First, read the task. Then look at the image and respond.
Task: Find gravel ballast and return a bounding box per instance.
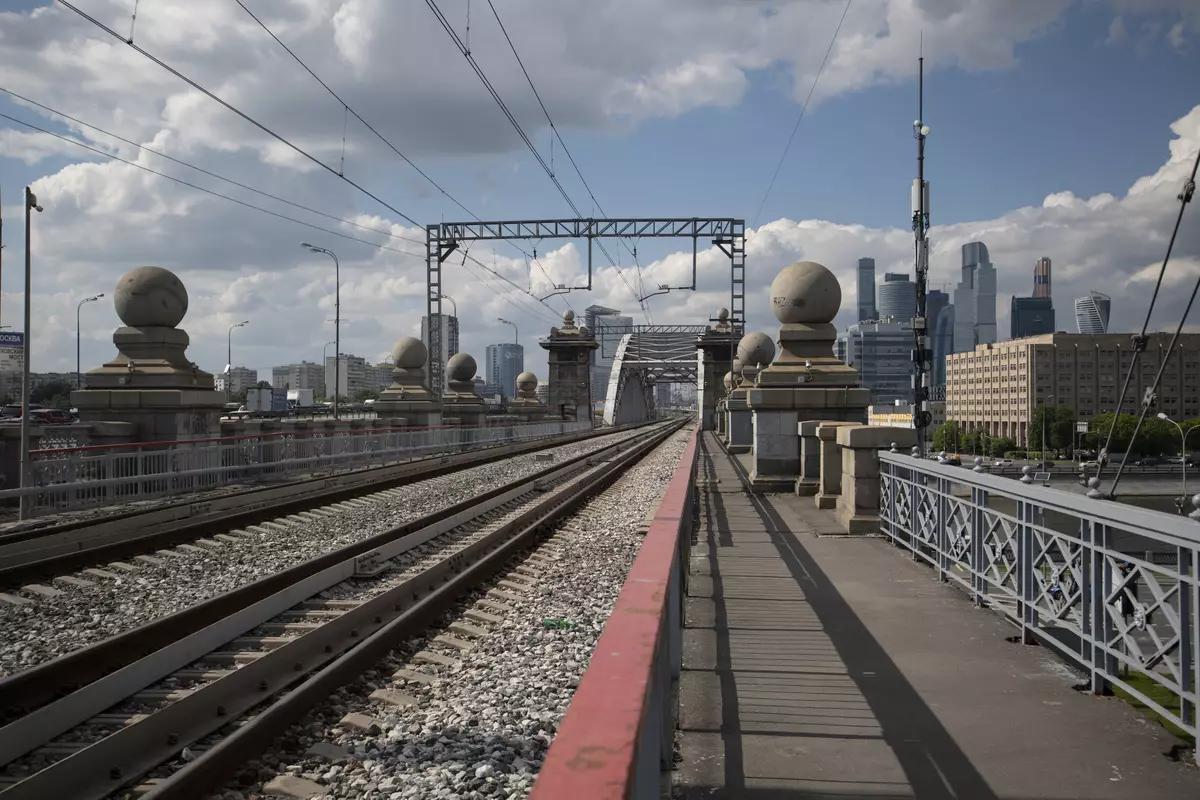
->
[221,426,692,800]
[0,428,648,678]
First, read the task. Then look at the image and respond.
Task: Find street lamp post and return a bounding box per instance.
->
[440,294,457,318]
[323,340,336,402]
[76,293,104,390]
[1157,412,1198,513]
[18,188,42,520]
[302,243,340,420]
[1040,394,1054,466]
[227,320,249,402]
[497,317,519,399]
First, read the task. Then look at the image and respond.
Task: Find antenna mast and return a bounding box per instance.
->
[911,52,933,453]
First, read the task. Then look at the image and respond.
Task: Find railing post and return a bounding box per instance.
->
[1091,523,1113,695]
[1018,500,1039,645]
[1184,543,1200,753]
[971,487,987,604]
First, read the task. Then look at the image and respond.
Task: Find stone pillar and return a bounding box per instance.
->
[540,311,598,423]
[815,422,860,509]
[797,419,857,496]
[71,266,225,441]
[725,359,756,454]
[373,337,442,427]
[835,426,918,534]
[747,261,870,493]
[508,371,548,424]
[695,308,737,431]
[440,353,488,429]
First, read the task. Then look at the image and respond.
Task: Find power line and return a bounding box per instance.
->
[0,110,423,257]
[235,0,570,313]
[56,0,423,228]
[1,86,426,249]
[752,0,852,230]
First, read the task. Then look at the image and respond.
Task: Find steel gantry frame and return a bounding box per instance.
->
[426,218,745,396]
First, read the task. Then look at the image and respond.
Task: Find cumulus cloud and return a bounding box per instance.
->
[0,0,1198,387]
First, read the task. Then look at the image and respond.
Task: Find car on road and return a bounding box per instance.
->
[994,458,1014,466]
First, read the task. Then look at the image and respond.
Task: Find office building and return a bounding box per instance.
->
[857,258,877,322]
[485,343,524,399]
[371,363,395,390]
[420,313,460,387]
[271,361,324,393]
[925,290,949,339]
[1010,297,1056,339]
[222,366,258,394]
[944,332,1200,445]
[952,241,997,353]
[835,320,913,406]
[932,304,956,389]
[324,353,370,400]
[1075,291,1112,334]
[1034,257,1052,299]
[587,307,633,403]
[877,272,916,321]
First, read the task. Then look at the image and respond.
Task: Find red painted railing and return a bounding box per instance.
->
[530,428,698,799]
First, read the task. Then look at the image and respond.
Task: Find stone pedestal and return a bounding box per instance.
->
[797,419,857,496]
[715,400,727,437]
[508,371,548,424]
[438,353,486,429]
[696,309,737,431]
[815,422,859,509]
[373,337,442,427]
[540,311,598,424]
[835,426,918,534]
[71,267,225,442]
[747,261,870,493]
[726,391,753,454]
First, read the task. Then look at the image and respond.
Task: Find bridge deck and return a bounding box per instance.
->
[678,432,1200,799]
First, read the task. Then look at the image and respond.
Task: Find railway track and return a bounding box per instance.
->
[0,421,654,587]
[0,418,689,799]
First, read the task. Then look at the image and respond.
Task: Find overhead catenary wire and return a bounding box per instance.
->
[425,0,647,317]
[1096,145,1199,498]
[0,86,426,248]
[234,0,567,311]
[0,110,424,257]
[751,0,852,230]
[56,0,423,228]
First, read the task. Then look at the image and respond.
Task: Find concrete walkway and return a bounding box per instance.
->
[676,432,1200,800]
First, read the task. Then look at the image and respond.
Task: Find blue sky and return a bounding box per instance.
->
[0,0,1198,378]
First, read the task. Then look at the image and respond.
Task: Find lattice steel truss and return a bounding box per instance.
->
[426,218,745,395]
[600,326,709,425]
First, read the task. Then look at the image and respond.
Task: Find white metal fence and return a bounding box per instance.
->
[2,421,592,519]
[880,451,1199,745]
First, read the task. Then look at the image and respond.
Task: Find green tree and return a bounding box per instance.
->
[230,389,247,405]
[933,421,961,453]
[990,436,1017,455]
[353,387,381,404]
[1028,405,1076,454]
[30,380,74,409]
[256,380,273,389]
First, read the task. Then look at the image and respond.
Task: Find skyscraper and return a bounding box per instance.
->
[587,307,633,403]
[1033,257,1052,299]
[925,290,949,340]
[953,241,997,352]
[857,258,877,321]
[485,343,524,399]
[1010,297,1056,338]
[932,304,955,388]
[1075,291,1112,334]
[877,272,917,320]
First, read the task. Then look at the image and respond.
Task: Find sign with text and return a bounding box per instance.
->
[0,332,24,373]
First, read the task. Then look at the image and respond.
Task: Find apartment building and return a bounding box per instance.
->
[944,332,1200,445]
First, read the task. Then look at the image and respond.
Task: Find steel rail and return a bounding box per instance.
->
[0,419,687,800]
[0,422,650,586]
[143,419,688,800]
[0,423,657,722]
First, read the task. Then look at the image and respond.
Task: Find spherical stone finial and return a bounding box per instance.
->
[391,336,428,369]
[732,357,744,375]
[769,260,841,324]
[114,266,188,328]
[563,310,575,325]
[516,371,538,391]
[447,352,477,382]
[722,372,732,390]
[718,308,729,321]
[737,332,776,369]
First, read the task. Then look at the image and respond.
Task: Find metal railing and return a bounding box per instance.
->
[880,451,1199,744]
[530,429,699,800]
[3,421,591,519]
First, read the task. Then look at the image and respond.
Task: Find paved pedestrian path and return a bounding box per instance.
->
[676,432,1199,799]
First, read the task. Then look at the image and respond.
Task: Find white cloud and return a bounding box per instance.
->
[1,0,1198,390]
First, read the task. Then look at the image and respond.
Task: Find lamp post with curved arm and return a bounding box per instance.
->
[303,243,340,419]
[76,293,104,389]
[1158,412,1200,513]
[227,320,249,402]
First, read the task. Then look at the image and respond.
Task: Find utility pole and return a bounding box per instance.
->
[911,54,933,455]
[19,187,43,521]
